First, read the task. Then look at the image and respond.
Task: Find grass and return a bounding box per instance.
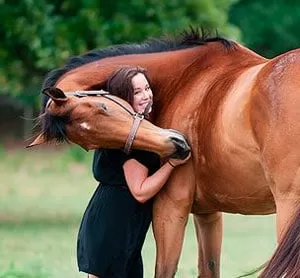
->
[0,146,277,278]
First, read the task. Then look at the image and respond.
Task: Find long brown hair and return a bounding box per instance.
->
[106,66,152,105]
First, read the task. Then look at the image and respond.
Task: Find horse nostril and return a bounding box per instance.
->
[170,136,191,159]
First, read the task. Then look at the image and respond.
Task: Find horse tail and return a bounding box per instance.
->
[259,206,300,278]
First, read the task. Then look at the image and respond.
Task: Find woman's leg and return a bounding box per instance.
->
[127,252,143,278]
[78,186,135,278]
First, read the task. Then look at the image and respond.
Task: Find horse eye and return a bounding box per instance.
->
[98,103,108,112]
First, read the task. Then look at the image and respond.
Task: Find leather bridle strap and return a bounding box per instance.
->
[123,101,153,154]
[124,113,144,154]
[65,90,135,116]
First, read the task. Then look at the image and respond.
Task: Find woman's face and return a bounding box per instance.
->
[131,73,153,114]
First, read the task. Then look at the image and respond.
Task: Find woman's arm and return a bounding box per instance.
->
[123,155,190,203]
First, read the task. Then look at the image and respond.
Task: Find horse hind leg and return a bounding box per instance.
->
[193,212,223,278]
[259,205,300,278]
[259,149,300,277]
[259,140,300,276]
[251,61,300,277]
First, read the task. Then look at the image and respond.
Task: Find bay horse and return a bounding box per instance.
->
[29,28,300,277]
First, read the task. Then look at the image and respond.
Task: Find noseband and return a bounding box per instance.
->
[63,90,151,154]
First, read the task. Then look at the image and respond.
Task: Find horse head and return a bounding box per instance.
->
[27,87,190,159]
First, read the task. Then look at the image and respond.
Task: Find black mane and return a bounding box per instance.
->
[37,112,71,144]
[42,27,234,108]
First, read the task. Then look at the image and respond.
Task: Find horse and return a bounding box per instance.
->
[29,28,300,277]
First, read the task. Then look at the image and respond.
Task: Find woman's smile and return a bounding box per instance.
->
[132,73,153,113]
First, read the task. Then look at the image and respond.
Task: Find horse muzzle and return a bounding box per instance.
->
[168,129,191,159]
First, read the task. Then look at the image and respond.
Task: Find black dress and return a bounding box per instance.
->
[77,149,160,277]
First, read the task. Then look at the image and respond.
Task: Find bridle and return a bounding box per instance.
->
[59,90,151,154]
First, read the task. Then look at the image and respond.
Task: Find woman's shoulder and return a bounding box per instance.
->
[95,148,126,157]
[130,150,160,172]
[131,149,158,158]
[93,148,128,165]
[94,149,159,166]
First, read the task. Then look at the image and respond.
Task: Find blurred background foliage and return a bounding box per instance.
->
[229,0,300,58]
[0,0,300,140]
[0,0,239,98]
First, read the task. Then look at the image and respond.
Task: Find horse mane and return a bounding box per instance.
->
[42,27,234,108]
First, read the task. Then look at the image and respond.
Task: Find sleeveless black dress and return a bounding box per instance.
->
[77,149,160,277]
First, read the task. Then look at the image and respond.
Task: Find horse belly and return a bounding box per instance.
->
[193,147,275,215]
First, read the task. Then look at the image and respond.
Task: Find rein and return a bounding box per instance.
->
[63,90,151,154]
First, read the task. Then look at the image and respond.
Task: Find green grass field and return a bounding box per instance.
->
[0,146,277,278]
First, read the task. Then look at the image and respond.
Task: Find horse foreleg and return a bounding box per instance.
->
[193,212,223,278]
[152,192,191,278]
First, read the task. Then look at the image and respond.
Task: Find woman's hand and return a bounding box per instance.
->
[168,152,191,168]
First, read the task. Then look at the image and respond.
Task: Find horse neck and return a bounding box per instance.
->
[55,46,206,91]
[55,42,266,112]
[149,43,266,115]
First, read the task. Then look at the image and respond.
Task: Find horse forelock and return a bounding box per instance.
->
[37,112,71,143]
[41,27,236,111]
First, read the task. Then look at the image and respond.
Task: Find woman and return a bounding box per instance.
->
[77,66,191,278]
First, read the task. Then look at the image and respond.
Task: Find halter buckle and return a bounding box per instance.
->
[134,113,144,120]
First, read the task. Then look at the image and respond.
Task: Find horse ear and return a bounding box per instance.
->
[42,87,67,106]
[26,133,48,148]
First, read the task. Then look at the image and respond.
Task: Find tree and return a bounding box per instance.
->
[0,0,240,102]
[229,0,300,58]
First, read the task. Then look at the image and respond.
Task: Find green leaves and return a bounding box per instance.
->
[229,0,300,58]
[0,0,239,100]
